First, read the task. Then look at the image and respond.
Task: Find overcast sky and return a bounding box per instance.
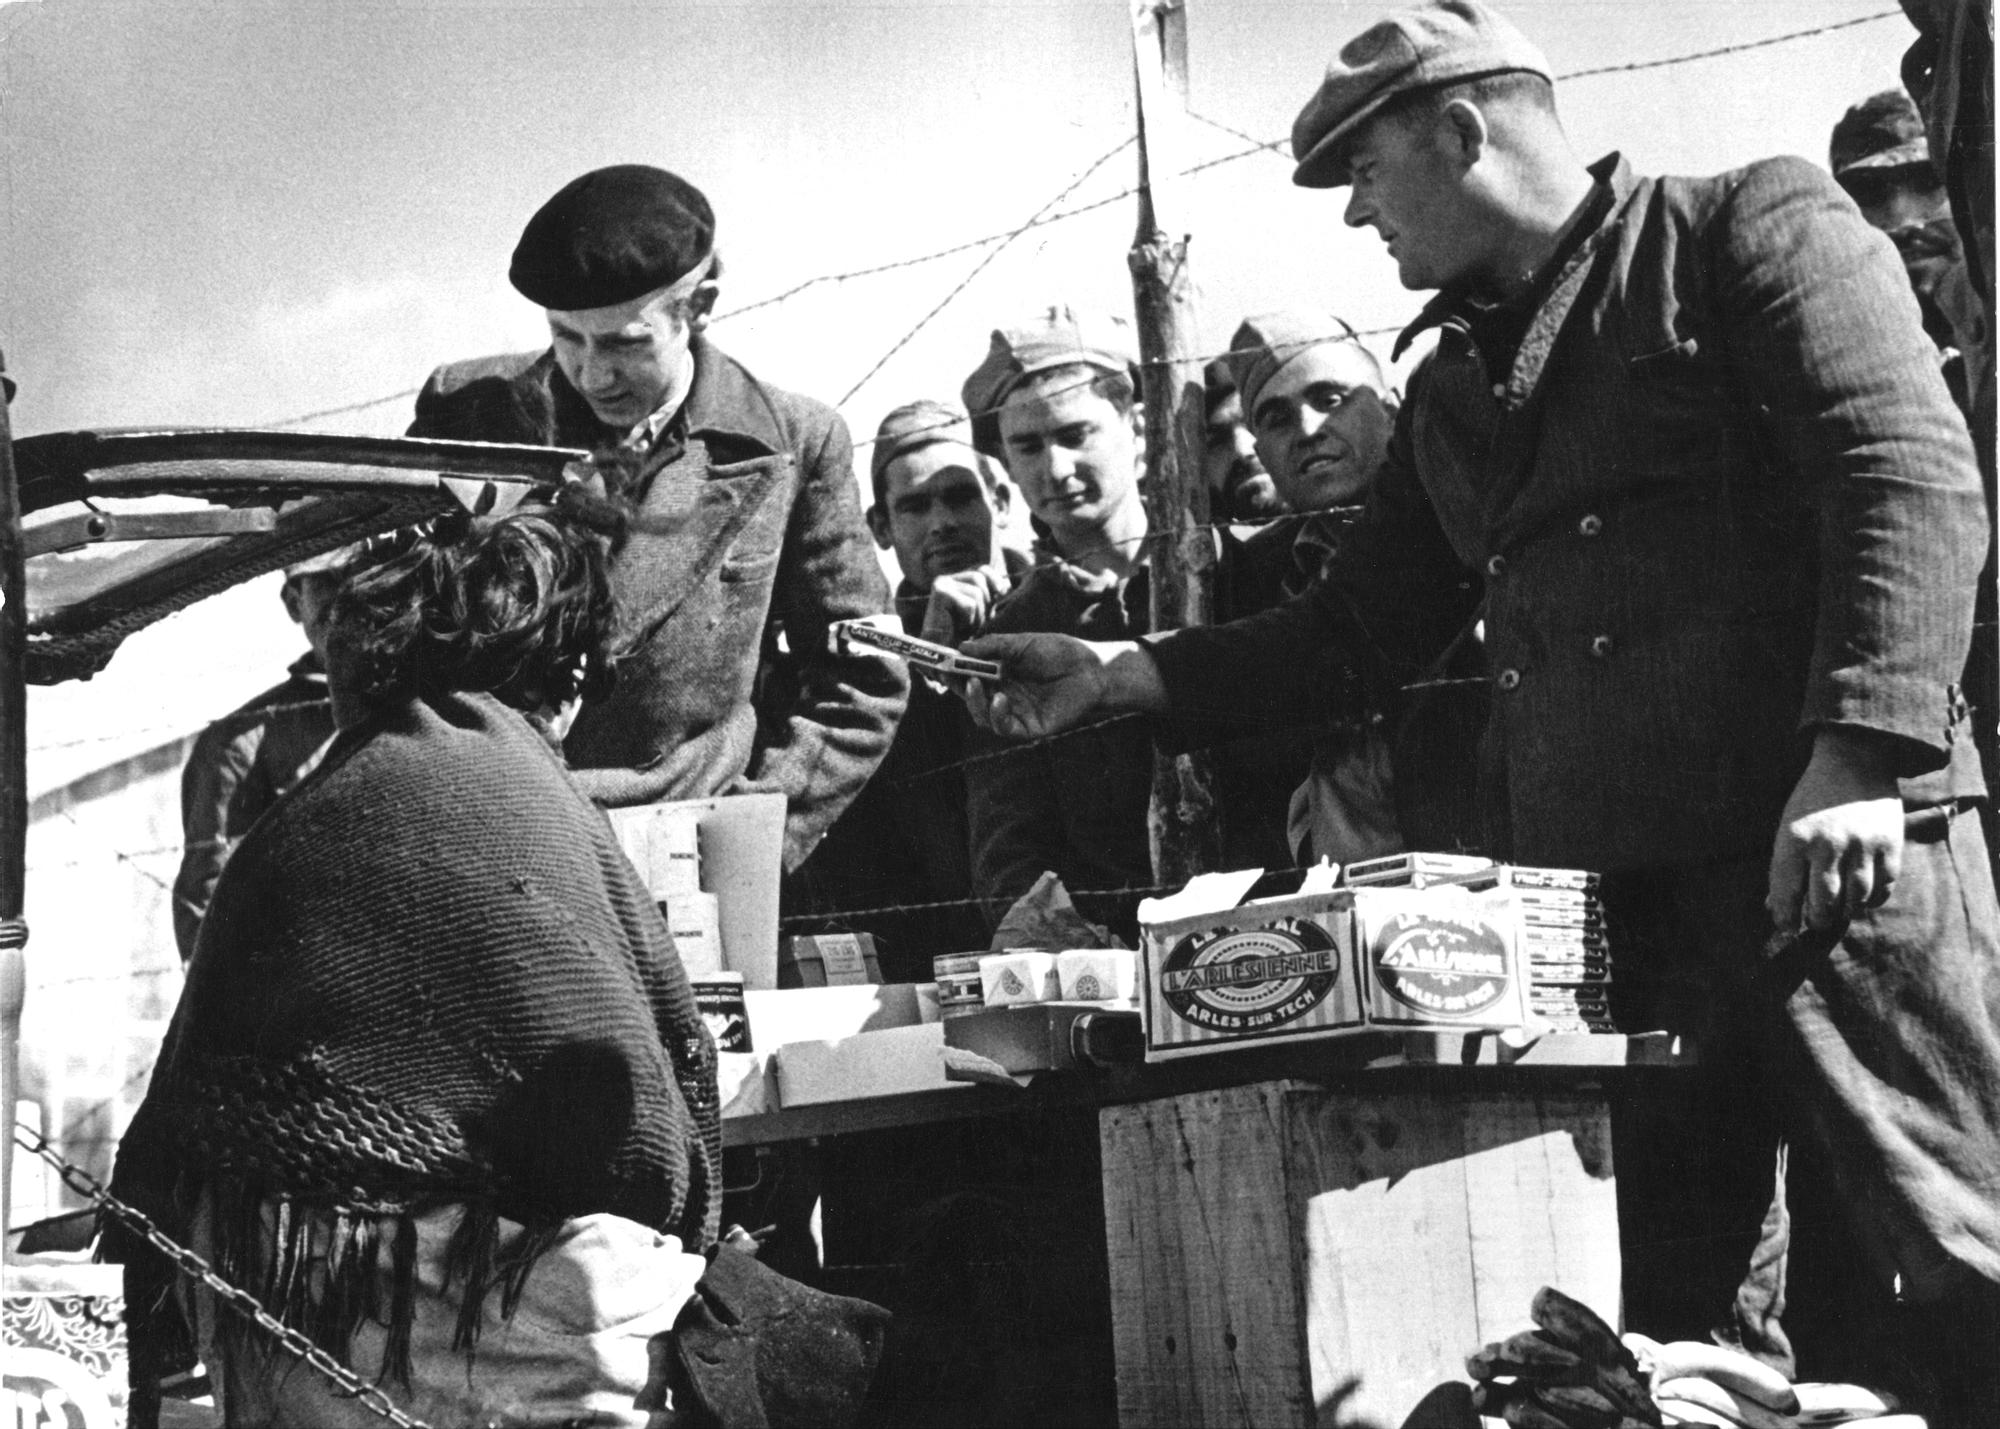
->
[2,0,1917,781]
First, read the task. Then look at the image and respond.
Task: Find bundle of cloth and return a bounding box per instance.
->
[1460,1288,1916,1429]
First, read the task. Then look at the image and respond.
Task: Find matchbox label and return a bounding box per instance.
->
[1365,908,1514,1022]
[1159,918,1342,1034]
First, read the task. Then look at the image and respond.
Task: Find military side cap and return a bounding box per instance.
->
[1830,89,1932,179]
[1227,311,1360,417]
[510,165,716,310]
[960,304,1138,419]
[870,399,975,483]
[1291,0,1552,189]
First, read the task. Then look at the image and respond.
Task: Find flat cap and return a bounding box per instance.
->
[870,399,976,483]
[1226,311,1362,418]
[960,304,1138,419]
[1291,0,1551,188]
[510,165,715,311]
[1830,89,1932,180]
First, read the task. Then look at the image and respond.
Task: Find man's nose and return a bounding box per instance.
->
[578,348,619,392]
[1231,427,1257,461]
[1343,188,1370,229]
[1297,405,1330,440]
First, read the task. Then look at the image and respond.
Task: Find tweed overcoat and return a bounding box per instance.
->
[409,337,907,870]
[1149,154,1988,871]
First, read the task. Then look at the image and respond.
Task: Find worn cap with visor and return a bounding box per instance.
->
[1290,0,1552,189]
[1226,311,1364,419]
[1829,89,1933,182]
[959,305,1139,423]
[869,399,977,485]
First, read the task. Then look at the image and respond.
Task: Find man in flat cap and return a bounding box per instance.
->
[967,0,2000,1411]
[786,401,1025,973]
[408,165,905,870]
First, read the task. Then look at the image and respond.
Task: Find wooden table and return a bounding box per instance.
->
[724,1030,1686,1428]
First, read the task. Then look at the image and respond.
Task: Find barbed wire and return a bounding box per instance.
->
[838,137,1138,406]
[241,12,1902,433]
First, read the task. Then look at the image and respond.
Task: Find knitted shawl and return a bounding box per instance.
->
[107,690,721,1382]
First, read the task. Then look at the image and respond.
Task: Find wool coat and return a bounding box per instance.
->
[408,337,907,870]
[1148,153,1988,869]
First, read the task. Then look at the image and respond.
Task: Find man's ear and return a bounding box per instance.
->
[1439,98,1489,169]
[865,504,892,550]
[989,478,1013,518]
[280,580,305,626]
[687,280,721,333]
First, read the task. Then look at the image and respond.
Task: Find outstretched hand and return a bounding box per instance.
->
[961,633,1161,739]
[1767,727,1905,933]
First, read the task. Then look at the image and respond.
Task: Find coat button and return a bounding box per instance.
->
[1589,634,1614,659]
[1485,554,1507,577]
[1496,668,1522,691]
[1491,383,1507,399]
[1578,514,1603,537]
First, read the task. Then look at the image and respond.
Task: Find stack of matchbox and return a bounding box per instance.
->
[1506,866,1614,1033]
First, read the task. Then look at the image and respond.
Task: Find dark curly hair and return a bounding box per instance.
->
[329,505,622,714]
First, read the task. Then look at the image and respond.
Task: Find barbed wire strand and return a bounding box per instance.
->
[837,138,1138,406]
[242,10,1902,432]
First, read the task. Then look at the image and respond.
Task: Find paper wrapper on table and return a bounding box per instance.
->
[1138,868,1364,1061]
[989,870,1126,950]
[979,950,1060,1006]
[1057,948,1137,1003]
[663,891,724,976]
[1354,886,1528,1030]
[3,1258,126,1429]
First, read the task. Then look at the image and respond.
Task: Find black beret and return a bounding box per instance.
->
[509,165,716,311]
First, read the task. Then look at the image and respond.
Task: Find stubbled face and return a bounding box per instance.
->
[996,377,1140,554]
[547,289,695,430]
[1842,167,1962,312]
[1341,114,1483,292]
[873,443,1007,592]
[1204,390,1284,519]
[1250,344,1394,511]
[282,572,342,662]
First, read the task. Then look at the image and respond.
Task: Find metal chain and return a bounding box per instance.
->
[12,1124,432,1429]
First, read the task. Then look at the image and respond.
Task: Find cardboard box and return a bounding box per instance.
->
[773,1023,955,1106]
[1138,869,1364,1062]
[608,794,785,988]
[1353,886,1529,1031]
[779,932,883,988]
[944,1001,1143,1074]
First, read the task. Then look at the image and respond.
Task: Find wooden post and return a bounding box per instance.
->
[0,375,27,1248]
[1129,0,1221,887]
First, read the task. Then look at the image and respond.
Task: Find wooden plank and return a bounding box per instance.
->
[1458,1090,1620,1340]
[1285,1090,1481,1424]
[1281,1086,1620,1425]
[1100,1083,1314,1428]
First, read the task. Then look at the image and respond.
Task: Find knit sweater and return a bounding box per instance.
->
[109,689,721,1382]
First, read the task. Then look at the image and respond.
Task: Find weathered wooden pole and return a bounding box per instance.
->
[0,370,28,1249]
[1129,0,1222,886]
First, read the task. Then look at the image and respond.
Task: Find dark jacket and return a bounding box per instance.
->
[409,337,907,870]
[1149,154,1987,871]
[171,652,335,961]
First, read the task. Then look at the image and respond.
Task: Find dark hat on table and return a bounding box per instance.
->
[960,304,1138,419]
[870,399,976,483]
[510,165,716,311]
[1291,0,1552,189]
[1830,90,1933,181]
[1226,311,1361,418]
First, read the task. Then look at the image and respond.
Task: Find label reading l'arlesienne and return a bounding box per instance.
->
[1158,917,1344,1034]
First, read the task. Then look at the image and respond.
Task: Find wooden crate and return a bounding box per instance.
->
[1099,1077,1618,1427]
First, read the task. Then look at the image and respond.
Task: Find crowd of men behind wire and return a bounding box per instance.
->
[165,0,2000,1420]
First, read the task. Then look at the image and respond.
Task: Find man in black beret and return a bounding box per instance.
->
[967,0,2000,1413]
[408,165,906,871]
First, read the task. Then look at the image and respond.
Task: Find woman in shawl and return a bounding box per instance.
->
[108,505,727,1426]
